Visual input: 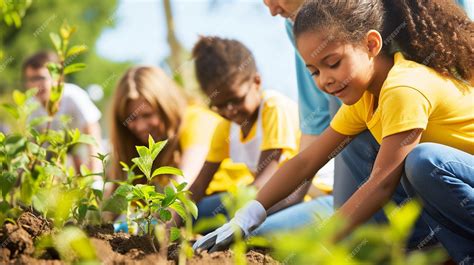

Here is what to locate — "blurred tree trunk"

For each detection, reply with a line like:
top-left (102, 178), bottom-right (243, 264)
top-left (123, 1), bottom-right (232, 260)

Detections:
top-left (163, 0), bottom-right (185, 71)
top-left (162, 0), bottom-right (203, 102)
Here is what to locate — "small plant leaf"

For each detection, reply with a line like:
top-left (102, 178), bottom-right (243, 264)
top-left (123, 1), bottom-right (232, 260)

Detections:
top-left (102, 195), bottom-right (127, 214)
top-left (177, 193), bottom-right (198, 219)
top-left (2, 103), bottom-right (19, 119)
top-left (76, 134), bottom-right (97, 146)
top-left (92, 189), bottom-right (103, 201)
top-left (149, 139), bottom-right (167, 161)
top-left (12, 90), bottom-right (26, 106)
top-left (169, 202), bottom-right (186, 221)
top-left (152, 166), bottom-right (183, 179)
top-left (0, 172), bottom-right (16, 199)
top-left (29, 116), bottom-right (51, 128)
top-left (170, 227), bottom-right (181, 242)
top-left (136, 145), bottom-right (149, 158)
top-left (0, 201), bottom-right (10, 213)
top-left (54, 227), bottom-right (97, 262)
top-left (49, 32), bottom-right (61, 51)
top-left (161, 187), bottom-right (176, 208)
top-left (119, 161), bottom-right (129, 172)
top-left (159, 209), bottom-right (172, 222)
top-left (64, 63), bottom-right (86, 75)
top-left (66, 44), bottom-right (87, 58)
top-left (114, 184), bottom-right (132, 197)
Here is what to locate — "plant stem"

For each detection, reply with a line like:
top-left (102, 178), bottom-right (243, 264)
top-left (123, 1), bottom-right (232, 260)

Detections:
top-left (150, 234), bottom-right (158, 253)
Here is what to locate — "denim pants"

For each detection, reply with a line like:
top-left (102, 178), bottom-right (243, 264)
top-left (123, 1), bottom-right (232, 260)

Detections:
top-left (195, 193), bottom-right (333, 236)
top-left (197, 132), bottom-right (474, 261)
top-left (403, 143), bottom-right (474, 262)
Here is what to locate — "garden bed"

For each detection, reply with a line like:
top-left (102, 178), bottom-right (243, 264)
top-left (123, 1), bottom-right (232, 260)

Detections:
top-left (0, 211), bottom-right (279, 265)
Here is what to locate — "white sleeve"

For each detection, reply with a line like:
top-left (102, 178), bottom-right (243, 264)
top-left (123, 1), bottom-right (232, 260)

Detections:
top-left (63, 83), bottom-right (101, 130)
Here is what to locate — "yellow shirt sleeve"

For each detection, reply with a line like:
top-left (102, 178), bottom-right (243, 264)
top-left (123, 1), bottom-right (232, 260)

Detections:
top-left (206, 119), bottom-right (231, 163)
top-left (260, 97), bottom-right (300, 152)
top-left (179, 106), bottom-right (222, 151)
top-left (330, 96), bottom-right (368, 136)
top-left (380, 86), bottom-right (431, 139)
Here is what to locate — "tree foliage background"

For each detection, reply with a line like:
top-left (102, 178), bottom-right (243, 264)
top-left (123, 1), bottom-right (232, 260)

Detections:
top-left (0, 0), bottom-right (130, 111)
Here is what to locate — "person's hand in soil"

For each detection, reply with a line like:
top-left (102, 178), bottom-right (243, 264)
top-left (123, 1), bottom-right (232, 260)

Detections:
top-left (192, 200), bottom-right (266, 253)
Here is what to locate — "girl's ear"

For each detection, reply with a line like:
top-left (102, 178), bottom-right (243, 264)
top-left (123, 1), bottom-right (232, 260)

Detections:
top-left (365, 30), bottom-right (383, 57)
top-left (254, 73), bottom-right (262, 89)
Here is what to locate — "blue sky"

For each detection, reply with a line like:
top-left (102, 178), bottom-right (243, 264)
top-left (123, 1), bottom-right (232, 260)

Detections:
top-left (96, 0), bottom-right (299, 100)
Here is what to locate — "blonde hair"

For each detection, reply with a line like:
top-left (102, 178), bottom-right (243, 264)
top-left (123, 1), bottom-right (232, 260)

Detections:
top-left (110, 66), bottom-right (187, 181)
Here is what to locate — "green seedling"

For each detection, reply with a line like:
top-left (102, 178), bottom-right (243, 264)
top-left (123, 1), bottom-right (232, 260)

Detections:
top-left (0, 21), bottom-right (90, 229)
top-left (270, 200), bottom-right (446, 265)
top-left (108, 135), bottom-right (198, 253)
top-left (35, 226), bottom-right (99, 264)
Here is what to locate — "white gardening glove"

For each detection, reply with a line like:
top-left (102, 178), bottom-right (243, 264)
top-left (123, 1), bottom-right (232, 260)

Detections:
top-left (192, 200), bottom-right (267, 253)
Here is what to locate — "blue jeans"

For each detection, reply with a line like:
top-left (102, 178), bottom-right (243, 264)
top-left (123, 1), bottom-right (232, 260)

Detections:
top-left (198, 131), bottom-right (433, 244)
top-left (253, 195), bottom-right (333, 236)
top-left (196, 193), bottom-right (228, 220)
top-left (334, 131), bottom-right (435, 249)
top-left (196, 193), bottom-right (334, 236)
top-left (403, 143), bottom-right (474, 262)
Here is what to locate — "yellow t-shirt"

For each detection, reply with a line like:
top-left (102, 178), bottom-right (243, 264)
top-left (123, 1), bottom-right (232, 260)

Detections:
top-left (205, 91), bottom-right (301, 194)
top-left (178, 105), bottom-right (252, 194)
top-left (331, 52), bottom-right (474, 154)
top-left (179, 105), bottom-right (222, 151)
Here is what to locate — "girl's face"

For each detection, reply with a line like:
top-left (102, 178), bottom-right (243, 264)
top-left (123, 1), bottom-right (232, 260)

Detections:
top-left (297, 32), bottom-right (377, 105)
top-left (207, 76), bottom-right (262, 125)
top-left (124, 97), bottom-right (165, 144)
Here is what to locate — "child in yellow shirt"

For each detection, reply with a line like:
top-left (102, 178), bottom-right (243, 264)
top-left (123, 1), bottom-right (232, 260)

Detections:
top-left (187, 37), bottom-right (311, 223)
top-left (109, 66), bottom-right (222, 188)
top-left (194, 0), bottom-right (473, 261)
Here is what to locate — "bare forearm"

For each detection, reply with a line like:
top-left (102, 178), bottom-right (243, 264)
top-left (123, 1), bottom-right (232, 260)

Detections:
top-left (333, 130), bottom-right (422, 241)
top-left (256, 153), bottom-right (323, 209)
top-left (333, 167), bottom-right (402, 241)
top-left (266, 180), bottom-right (311, 215)
top-left (300, 133), bottom-right (319, 151)
top-left (188, 162), bottom-right (220, 204)
top-left (256, 128), bottom-right (347, 210)
top-left (84, 122), bottom-right (103, 173)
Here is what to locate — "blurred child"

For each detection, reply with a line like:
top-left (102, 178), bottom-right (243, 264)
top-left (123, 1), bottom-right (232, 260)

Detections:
top-left (109, 66), bottom-right (223, 187)
top-left (23, 51), bottom-right (103, 173)
top-left (187, 36), bottom-right (312, 224)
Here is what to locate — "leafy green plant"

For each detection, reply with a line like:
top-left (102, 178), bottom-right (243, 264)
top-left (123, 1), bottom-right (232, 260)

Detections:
top-left (0, 0), bottom-right (31, 28)
top-left (0, 0), bottom-right (32, 60)
top-left (0, 20), bottom-right (106, 264)
top-left (107, 135), bottom-right (198, 252)
top-left (270, 200), bottom-right (447, 265)
top-left (35, 226), bottom-right (99, 264)
top-left (0, 21), bottom-right (91, 226)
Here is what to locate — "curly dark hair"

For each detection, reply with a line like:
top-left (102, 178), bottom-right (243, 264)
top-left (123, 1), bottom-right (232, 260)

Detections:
top-left (192, 36), bottom-right (257, 92)
top-left (294, 0), bottom-right (474, 82)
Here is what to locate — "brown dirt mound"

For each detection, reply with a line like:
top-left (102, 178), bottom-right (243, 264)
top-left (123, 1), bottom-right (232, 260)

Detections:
top-left (1, 213), bottom-right (280, 264)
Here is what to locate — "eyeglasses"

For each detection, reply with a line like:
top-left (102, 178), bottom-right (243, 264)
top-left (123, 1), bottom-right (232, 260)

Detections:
top-left (209, 83), bottom-right (253, 113)
top-left (25, 75), bottom-right (49, 84)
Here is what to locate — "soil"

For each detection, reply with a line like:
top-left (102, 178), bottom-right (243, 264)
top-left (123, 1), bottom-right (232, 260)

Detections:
top-left (0, 212), bottom-right (280, 264)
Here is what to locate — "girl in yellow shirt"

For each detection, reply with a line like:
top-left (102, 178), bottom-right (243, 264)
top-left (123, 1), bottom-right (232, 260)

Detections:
top-left (194, 0), bottom-right (473, 261)
top-left (109, 66), bottom-right (222, 188)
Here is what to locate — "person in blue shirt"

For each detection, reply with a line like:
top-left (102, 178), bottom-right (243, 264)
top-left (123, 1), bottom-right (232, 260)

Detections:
top-left (200, 0), bottom-right (444, 248)
top-left (194, 0), bottom-right (472, 248)
top-left (256, 0), bottom-right (473, 230)
top-left (457, 0), bottom-right (473, 19)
